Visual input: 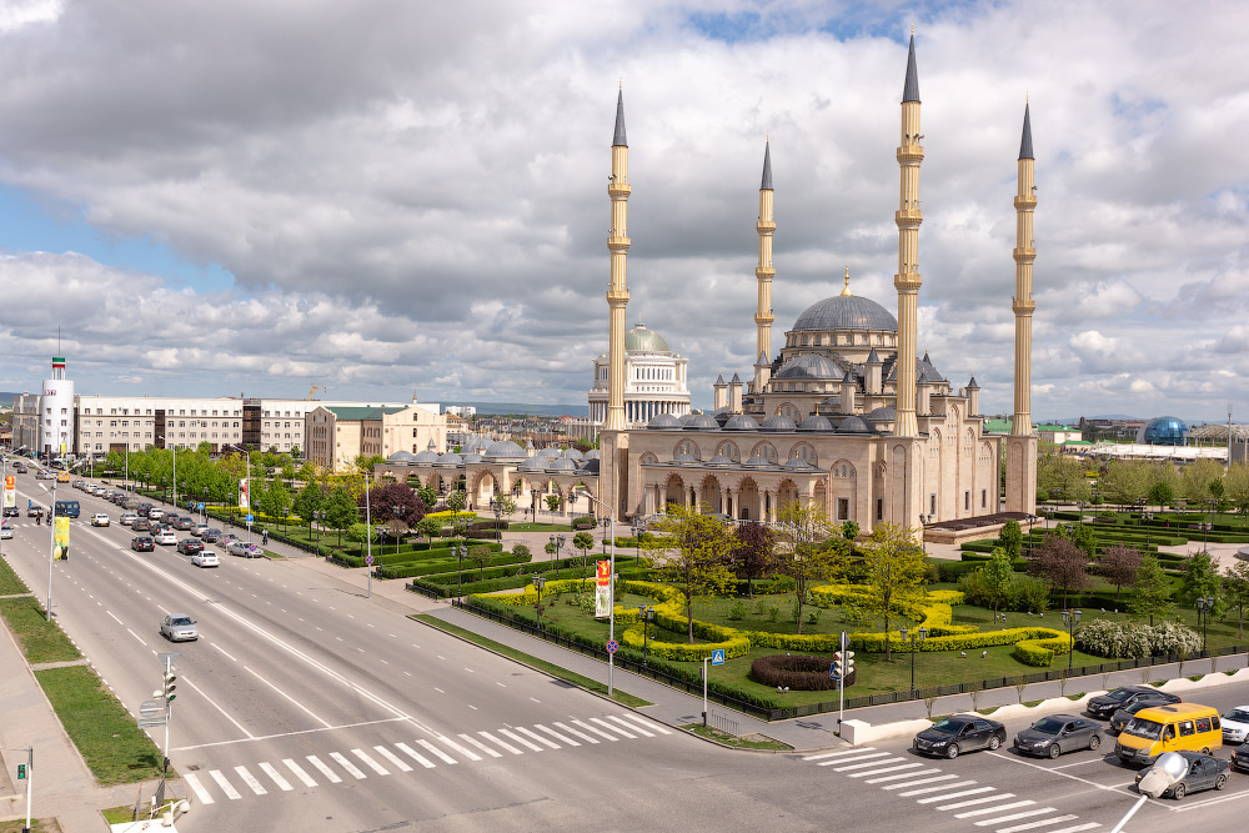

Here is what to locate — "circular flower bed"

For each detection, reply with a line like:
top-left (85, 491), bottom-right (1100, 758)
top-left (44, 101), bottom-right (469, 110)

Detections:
top-left (749, 654), bottom-right (856, 690)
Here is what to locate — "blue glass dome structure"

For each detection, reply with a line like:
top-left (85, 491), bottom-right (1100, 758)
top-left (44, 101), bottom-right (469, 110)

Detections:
top-left (1138, 416), bottom-right (1187, 446)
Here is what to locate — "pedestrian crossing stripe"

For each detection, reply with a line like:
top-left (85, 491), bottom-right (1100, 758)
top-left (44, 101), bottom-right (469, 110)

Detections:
top-left (180, 713), bottom-right (666, 805)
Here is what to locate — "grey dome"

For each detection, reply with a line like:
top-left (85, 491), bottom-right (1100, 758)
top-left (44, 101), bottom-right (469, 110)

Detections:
top-left (434, 452), bottom-right (463, 465)
top-left (484, 440), bottom-right (526, 459)
top-left (760, 415), bottom-right (797, 431)
top-left (563, 448), bottom-right (585, 461)
top-left (625, 323), bottom-right (670, 353)
top-left (775, 354), bottom-right (842, 380)
top-left (647, 413), bottom-right (681, 429)
top-left (583, 449), bottom-right (600, 460)
top-left (837, 416), bottom-right (872, 433)
top-left (518, 456), bottom-right (545, 472)
top-left (677, 413), bottom-right (696, 426)
top-left (866, 406), bottom-right (897, 422)
top-left (742, 454), bottom-right (773, 468)
top-left (722, 414), bottom-right (759, 431)
top-left (534, 446), bottom-right (561, 459)
top-left (387, 451), bottom-right (418, 463)
top-left (706, 454), bottom-right (735, 466)
top-left (792, 294), bottom-right (897, 333)
top-left (546, 457), bottom-right (576, 473)
top-left (413, 448), bottom-right (440, 464)
top-left (797, 415), bottom-right (835, 432)
top-left (672, 452), bottom-right (701, 465)
top-left (683, 414), bottom-right (720, 430)
top-left (460, 452), bottom-right (484, 464)
top-left (784, 457), bottom-right (818, 471)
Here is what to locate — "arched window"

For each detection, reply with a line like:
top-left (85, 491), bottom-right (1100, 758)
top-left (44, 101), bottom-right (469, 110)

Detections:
top-left (789, 442), bottom-right (817, 466)
top-left (750, 442), bottom-right (779, 463)
top-left (715, 441), bottom-right (741, 462)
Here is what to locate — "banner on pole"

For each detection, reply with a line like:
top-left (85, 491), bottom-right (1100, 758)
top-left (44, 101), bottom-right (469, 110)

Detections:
top-left (2, 474), bottom-right (14, 509)
top-left (54, 516), bottom-right (71, 560)
top-left (238, 478), bottom-right (250, 510)
top-left (594, 559), bottom-right (611, 619)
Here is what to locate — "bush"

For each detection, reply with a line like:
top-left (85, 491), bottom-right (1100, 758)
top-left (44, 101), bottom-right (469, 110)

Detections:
top-left (570, 515), bottom-right (598, 530)
top-left (749, 655), bottom-right (846, 690)
top-left (1147, 621), bottom-right (1202, 657)
top-left (512, 543), bottom-right (531, 560)
top-left (1075, 619), bottom-right (1202, 659)
top-left (1008, 576), bottom-right (1052, 613)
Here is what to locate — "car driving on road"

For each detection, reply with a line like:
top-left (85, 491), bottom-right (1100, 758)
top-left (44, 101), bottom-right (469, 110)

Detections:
top-left (1086, 686), bottom-right (1169, 720)
top-left (1135, 751), bottom-right (1229, 799)
top-left (227, 540), bottom-right (263, 558)
top-left (191, 522), bottom-right (209, 537)
top-left (130, 536), bottom-right (155, 552)
top-left (153, 530), bottom-right (178, 546)
top-left (1013, 714), bottom-right (1102, 758)
top-left (160, 614), bottom-right (198, 642)
top-left (176, 538), bottom-right (204, 555)
top-left (200, 528), bottom-right (222, 543)
top-left (91, 512), bottom-right (111, 527)
top-left (913, 715), bottom-right (1006, 759)
top-left (190, 550), bottom-right (219, 568)
top-left (1221, 706), bottom-right (1249, 744)
top-left (1109, 692), bottom-right (1183, 735)
top-left (0, 523), bottom-right (12, 540)
top-left (119, 512), bottom-right (138, 526)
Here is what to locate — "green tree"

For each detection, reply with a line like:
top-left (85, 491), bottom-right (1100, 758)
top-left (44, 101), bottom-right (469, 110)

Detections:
top-left (544, 494), bottom-right (561, 513)
top-left (445, 489), bottom-right (468, 533)
top-left (416, 484), bottom-right (438, 509)
top-left (1100, 460), bottom-right (1151, 507)
top-left (859, 522), bottom-right (929, 661)
top-left (1128, 554), bottom-right (1173, 625)
top-left (1146, 480), bottom-right (1175, 510)
top-left (293, 482), bottom-right (325, 540)
top-left (1181, 459), bottom-right (1224, 508)
top-left (642, 504), bottom-right (738, 642)
top-left (323, 487), bottom-right (359, 546)
top-left (354, 454), bottom-right (385, 477)
top-left (1225, 464), bottom-right (1249, 515)
top-left (1178, 551), bottom-right (1221, 608)
top-left (1037, 453), bottom-right (1091, 503)
top-left (999, 519), bottom-right (1024, 559)
top-left (1222, 559), bottom-right (1249, 638)
top-left (977, 547), bottom-right (1017, 615)
top-left (416, 516), bottom-right (442, 544)
top-left (773, 504), bottom-right (847, 633)
top-left (841, 520), bottom-right (860, 541)
top-left (733, 522), bottom-right (775, 597)
top-left (572, 531), bottom-right (595, 576)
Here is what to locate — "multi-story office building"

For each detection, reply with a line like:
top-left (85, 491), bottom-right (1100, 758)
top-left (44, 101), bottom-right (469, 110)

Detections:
top-left (304, 403), bottom-right (446, 472)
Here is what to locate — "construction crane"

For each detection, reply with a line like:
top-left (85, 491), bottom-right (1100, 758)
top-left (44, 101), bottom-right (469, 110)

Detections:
top-left (306, 384), bottom-right (322, 400)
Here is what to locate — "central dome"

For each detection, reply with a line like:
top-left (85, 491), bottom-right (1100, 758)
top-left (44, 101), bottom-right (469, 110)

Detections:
top-left (792, 294), bottom-right (897, 333)
top-left (625, 323), bottom-right (671, 353)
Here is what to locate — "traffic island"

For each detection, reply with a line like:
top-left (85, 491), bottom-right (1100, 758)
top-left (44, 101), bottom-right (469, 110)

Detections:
top-left (681, 724), bottom-right (792, 751)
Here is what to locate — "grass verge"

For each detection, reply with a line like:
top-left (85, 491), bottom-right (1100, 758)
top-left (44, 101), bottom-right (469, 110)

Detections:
top-left (682, 723), bottom-right (792, 750)
top-left (262, 549), bottom-right (285, 560)
top-left (35, 665), bottom-right (166, 785)
top-left (0, 818), bottom-right (60, 833)
top-left (0, 556), bottom-right (31, 595)
top-left (0, 597), bottom-right (82, 663)
top-left (101, 805), bottom-right (137, 824)
top-left (413, 613), bottom-right (651, 708)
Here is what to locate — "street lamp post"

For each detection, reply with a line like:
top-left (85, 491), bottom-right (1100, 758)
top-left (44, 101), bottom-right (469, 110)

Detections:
top-left (638, 605), bottom-right (654, 667)
top-left (600, 516), bottom-right (610, 559)
top-left (363, 473), bottom-right (373, 599)
top-left (491, 498), bottom-right (502, 543)
top-left (1061, 608), bottom-right (1082, 672)
top-left (534, 574), bottom-right (546, 632)
top-left (899, 625), bottom-right (928, 697)
top-left (631, 519), bottom-right (643, 567)
top-left (45, 480), bottom-right (56, 621)
top-left (1196, 596), bottom-right (1215, 655)
top-left (575, 488), bottom-right (617, 697)
top-left (456, 542), bottom-right (465, 598)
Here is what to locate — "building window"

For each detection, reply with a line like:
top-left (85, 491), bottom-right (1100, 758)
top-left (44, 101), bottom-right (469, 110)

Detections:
top-left (837, 498), bottom-right (850, 520)
top-left (930, 494), bottom-right (936, 515)
top-left (964, 491), bottom-right (970, 511)
top-left (981, 489), bottom-right (987, 508)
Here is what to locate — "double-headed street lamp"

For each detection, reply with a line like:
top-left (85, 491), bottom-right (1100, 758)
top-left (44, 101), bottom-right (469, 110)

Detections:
top-left (1061, 608), bottom-right (1082, 672)
top-left (638, 605), bottom-right (655, 667)
top-left (573, 487), bottom-right (618, 697)
top-left (898, 625), bottom-right (928, 696)
top-left (1196, 596), bottom-right (1216, 655)
top-left (631, 518), bottom-right (644, 567)
top-left (533, 574), bottom-right (547, 632)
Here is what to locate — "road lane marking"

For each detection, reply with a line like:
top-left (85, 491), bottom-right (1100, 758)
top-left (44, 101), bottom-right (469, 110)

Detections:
top-left (572, 719), bottom-right (618, 741)
top-left (395, 742), bottom-right (436, 768)
top-left (433, 687), bottom-right (445, 694)
top-left (984, 751), bottom-right (1122, 793)
top-left (208, 769), bottom-right (242, 800)
top-left (352, 749), bottom-right (389, 774)
top-left (416, 738), bottom-right (458, 765)
top-left (554, 721), bottom-right (600, 745)
top-left (373, 745), bottom-right (413, 773)
top-left (918, 786), bottom-right (997, 804)
top-left (329, 752), bottom-right (367, 780)
top-left (183, 772), bottom-right (214, 805)
top-left (106, 610), bottom-right (124, 625)
top-left (498, 728), bottom-right (543, 752)
top-left (937, 793), bottom-right (1017, 811)
top-left (972, 807), bottom-right (1054, 826)
top-left (282, 758), bottom-right (317, 788)
top-left (209, 641), bottom-right (239, 663)
top-left (955, 800), bottom-right (1036, 818)
top-left (608, 715), bottom-right (653, 737)
top-left (998, 815), bottom-right (1080, 833)
top-left (233, 765), bottom-right (268, 795)
top-left (243, 665), bottom-right (333, 728)
top-left (459, 733), bottom-right (503, 758)
top-left (305, 755), bottom-right (342, 783)
top-left (848, 762), bottom-right (925, 778)
top-left (590, 717), bottom-right (635, 739)
top-left (182, 674), bottom-right (255, 739)
top-left (897, 779), bottom-right (976, 796)
top-left (1038, 824), bottom-right (1101, 833)
top-left (437, 735), bottom-right (481, 761)
top-left (478, 731), bottom-right (523, 755)
top-left (534, 724), bottom-right (579, 746)
top-left (172, 716), bottom-right (408, 752)
top-left (258, 761), bottom-right (293, 791)
top-left (515, 726), bottom-right (561, 749)
top-left (126, 628), bottom-right (148, 647)
top-left (805, 747), bottom-right (878, 762)
top-left (865, 768), bottom-right (941, 784)
top-left (619, 713), bottom-right (672, 735)
top-left (826, 753), bottom-right (897, 771)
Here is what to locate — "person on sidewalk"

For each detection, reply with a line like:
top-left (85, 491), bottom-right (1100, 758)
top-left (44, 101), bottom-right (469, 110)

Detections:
top-left (262, 529), bottom-right (269, 546)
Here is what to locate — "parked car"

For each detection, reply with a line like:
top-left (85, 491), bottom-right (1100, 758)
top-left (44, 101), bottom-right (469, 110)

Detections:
top-left (90, 513), bottom-right (111, 527)
top-left (159, 614), bottom-right (198, 642)
top-left (0, 523), bottom-right (12, 540)
top-left (130, 536), bottom-right (155, 552)
top-left (176, 538), bottom-right (204, 555)
top-left (913, 715), bottom-right (1006, 759)
top-left (1110, 693), bottom-right (1184, 735)
top-left (1013, 714), bottom-right (1102, 758)
top-left (219, 533), bottom-right (240, 548)
top-left (191, 522), bottom-right (209, 537)
top-left (200, 528), bottom-right (223, 543)
top-left (1221, 706), bottom-right (1249, 744)
top-left (153, 530), bottom-right (178, 546)
top-left (136, 504), bottom-right (153, 518)
top-left (1233, 743), bottom-right (1249, 773)
top-left (1087, 686), bottom-right (1172, 720)
top-left (228, 540), bottom-right (263, 559)
top-left (119, 512), bottom-right (138, 526)
top-left (131, 517), bottom-right (152, 532)
top-left (1134, 751), bottom-right (1229, 799)
top-left (2, 505), bottom-right (18, 518)
top-left (190, 550), bottom-right (219, 568)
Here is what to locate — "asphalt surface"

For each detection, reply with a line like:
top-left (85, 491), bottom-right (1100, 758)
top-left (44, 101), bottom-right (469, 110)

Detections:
top-left (4, 466), bottom-right (1249, 833)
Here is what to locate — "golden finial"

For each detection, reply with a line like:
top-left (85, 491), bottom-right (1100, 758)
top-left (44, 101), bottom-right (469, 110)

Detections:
top-left (840, 266), bottom-right (852, 296)
top-left (910, 22), bottom-right (916, 36)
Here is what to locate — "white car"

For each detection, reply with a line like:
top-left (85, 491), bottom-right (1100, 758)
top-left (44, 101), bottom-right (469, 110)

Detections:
top-left (0, 523), bottom-right (12, 540)
top-left (153, 530), bottom-right (178, 546)
top-left (148, 508), bottom-right (165, 520)
top-left (190, 550), bottom-right (220, 568)
top-left (1222, 706), bottom-right (1249, 744)
top-left (119, 512), bottom-right (138, 526)
top-left (91, 513), bottom-right (111, 527)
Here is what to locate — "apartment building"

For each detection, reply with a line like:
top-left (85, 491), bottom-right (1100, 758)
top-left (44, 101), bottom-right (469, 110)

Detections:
top-left (305, 404), bottom-right (446, 472)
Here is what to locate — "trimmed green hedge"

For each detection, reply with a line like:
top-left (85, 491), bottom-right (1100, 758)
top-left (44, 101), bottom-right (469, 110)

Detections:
top-left (375, 551), bottom-right (524, 580)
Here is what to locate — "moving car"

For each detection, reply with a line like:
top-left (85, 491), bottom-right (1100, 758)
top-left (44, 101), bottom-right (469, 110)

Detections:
top-left (159, 614), bottom-right (198, 642)
top-left (1221, 705), bottom-right (1249, 744)
top-left (130, 536), bottom-right (155, 552)
top-left (131, 518), bottom-right (152, 532)
top-left (1087, 685), bottom-right (1172, 720)
top-left (171, 516), bottom-right (194, 531)
top-left (119, 512), bottom-right (138, 526)
top-left (136, 504), bottom-right (153, 518)
top-left (2, 506), bottom-right (17, 518)
top-left (35, 470), bottom-right (54, 480)
top-left (200, 528), bottom-right (223, 543)
top-left (27, 504), bottom-right (43, 518)
top-left (228, 540), bottom-right (263, 559)
top-left (1134, 751), bottom-right (1229, 799)
top-left (913, 715), bottom-right (1006, 759)
top-left (153, 530), bottom-right (178, 546)
top-left (91, 513), bottom-right (111, 527)
top-left (1013, 714), bottom-right (1102, 758)
top-left (1233, 744), bottom-right (1249, 773)
top-left (56, 471), bottom-right (70, 483)
top-left (190, 550), bottom-right (219, 568)
top-left (0, 523), bottom-right (12, 540)
top-left (191, 522), bottom-right (209, 537)
top-left (1116, 703), bottom-right (1223, 766)
top-left (148, 508), bottom-right (164, 520)
top-left (1109, 692), bottom-right (1183, 735)
top-left (53, 500), bottom-right (80, 518)
top-left (176, 538), bottom-right (204, 555)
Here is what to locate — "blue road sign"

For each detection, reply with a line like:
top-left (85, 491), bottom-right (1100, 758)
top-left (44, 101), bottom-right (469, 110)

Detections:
top-left (245, 514), bottom-right (254, 523)
top-left (196, 502), bottom-right (205, 511)
top-left (829, 662), bottom-right (840, 680)
top-left (710, 648), bottom-right (726, 666)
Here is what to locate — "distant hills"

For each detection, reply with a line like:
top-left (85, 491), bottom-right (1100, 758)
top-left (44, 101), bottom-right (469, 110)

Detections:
top-left (0, 392), bottom-right (18, 408)
top-left (451, 400), bottom-right (587, 418)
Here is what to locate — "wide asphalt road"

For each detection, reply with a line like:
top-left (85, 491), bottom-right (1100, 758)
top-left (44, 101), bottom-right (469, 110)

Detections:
top-left (5, 466), bottom-right (1249, 833)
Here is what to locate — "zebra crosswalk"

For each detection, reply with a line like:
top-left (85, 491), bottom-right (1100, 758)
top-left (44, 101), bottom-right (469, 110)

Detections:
top-left (800, 747), bottom-right (1101, 833)
top-left (182, 712), bottom-right (670, 806)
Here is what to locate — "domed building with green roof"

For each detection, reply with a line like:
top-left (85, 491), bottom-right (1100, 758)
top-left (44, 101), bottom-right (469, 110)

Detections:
top-left (585, 322), bottom-right (690, 429)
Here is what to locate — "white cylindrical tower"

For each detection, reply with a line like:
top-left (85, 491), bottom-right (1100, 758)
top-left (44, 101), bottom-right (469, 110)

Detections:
top-left (604, 90), bottom-right (631, 432)
top-left (41, 356), bottom-right (75, 458)
top-left (892, 33), bottom-right (924, 438)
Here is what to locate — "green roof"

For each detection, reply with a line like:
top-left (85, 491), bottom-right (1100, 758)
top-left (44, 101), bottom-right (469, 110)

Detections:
top-left (984, 418), bottom-right (1012, 434)
top-left (1061, 440), bottom-right (1093, 446)
top-left (326, 406), bottom-right (404, 421)
top-left (1035, 423), bottom-right (1072, 432)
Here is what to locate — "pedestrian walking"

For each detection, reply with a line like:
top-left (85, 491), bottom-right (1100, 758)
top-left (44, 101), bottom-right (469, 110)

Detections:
top-left (262, 529), bottom-right (269, 546)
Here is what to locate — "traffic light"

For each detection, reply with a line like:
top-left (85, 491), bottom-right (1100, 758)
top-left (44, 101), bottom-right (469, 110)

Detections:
top-left (843, 649), bottom-right (856, 678)
top-left (163, 670), bottom-right (177, 704)
top-left (831, 651), bottom-right (844, 679)
top-left (16, 763), bottom-right (25, 780)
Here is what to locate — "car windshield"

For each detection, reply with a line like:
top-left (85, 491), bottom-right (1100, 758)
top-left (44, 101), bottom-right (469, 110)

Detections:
top-left (1032, 717), bottom-right (1066, 734)
top-left (929, 719), bottom-right (964, 735)
top-left (1225, 709), bottom-right (1249, 723)
top-left (1124, 718), bottom-right (1164, 740)
top-left (170, 617), bottom-right (194, 627)
top-left (1106, 688), bottom-right (1133, 702)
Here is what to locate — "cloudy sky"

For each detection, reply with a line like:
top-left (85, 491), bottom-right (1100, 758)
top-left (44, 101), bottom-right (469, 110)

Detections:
top-left (0, 0), bottom-right (1244, 421)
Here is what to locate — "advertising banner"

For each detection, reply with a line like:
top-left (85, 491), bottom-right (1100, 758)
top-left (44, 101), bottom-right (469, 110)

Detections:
top-left (238, 478), bottom-right (250, 510)
top-left (2, 474), bottom-right (14, 509)
top-left (54, 516), bottom-right (70, 560)
top-left (594, 559), bottom-right (611, 619)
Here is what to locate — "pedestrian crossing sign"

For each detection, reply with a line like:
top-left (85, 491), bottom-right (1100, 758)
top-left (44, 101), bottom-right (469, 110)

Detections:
top-left (710, 648), bottom-right (726, 666)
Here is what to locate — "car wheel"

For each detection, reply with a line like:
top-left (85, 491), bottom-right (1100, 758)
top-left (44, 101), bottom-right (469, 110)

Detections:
top-left (1089, 735), bottom-right (1101, 751)
top-left (988, 736), bottom-right (1001, 751)
top-left (1172, 783), bottom-right (1186, 800)
top-left (1048, 743), bottom-right (1061, 759)
top-left (1215, 774), bottom-right (1228, 791)
top-left (946, 744), bottom-right (960, 760)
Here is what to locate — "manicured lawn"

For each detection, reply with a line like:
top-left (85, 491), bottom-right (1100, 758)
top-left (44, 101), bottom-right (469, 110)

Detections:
top-left (508, 522), bottom-right (573, 532)
top-left (0, 556), bottom-right (30, 596)
top-left (0, 596), bottom-right (82, 663)
top-left (34, 665), bottom-right (166, 785)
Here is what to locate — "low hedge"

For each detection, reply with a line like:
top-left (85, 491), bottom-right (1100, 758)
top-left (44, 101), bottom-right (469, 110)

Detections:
top-left (749, 654), bottom-right (848, 690)
top-left (375, 551), bottom-right (525, 580)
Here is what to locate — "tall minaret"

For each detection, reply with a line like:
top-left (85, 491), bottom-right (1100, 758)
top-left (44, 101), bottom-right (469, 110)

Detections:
top-left (892, 32), bottom-right (923, 438)
top-left (1006, 101), bottom-right (1038, 513)
top-left (603, 89), bottom-right (632, 432)
top-left (753, 140), bottom-right (776, 394)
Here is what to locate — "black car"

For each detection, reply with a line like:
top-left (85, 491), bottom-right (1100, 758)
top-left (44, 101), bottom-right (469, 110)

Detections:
top-left (2, 506), bottom-right (17, 518)
top-left (130, 536), bottom-right (155, 552)
top-left (913, 715), bottom-right (1006, 759)
top-left (131, 517), bottom-right (152, 532)
top-left (200, 528), bottom-right (223, 543)
top-left (1135, 751), bottom-right (1229, 799)
top-left (1233, 745), bottom-right (1249, 774)
top-left (1109, 693), bottom-right (1183, 735)
top-left (1086, 686), bottom-right (1169, 720)
top-left (136, 504), bottom-right (153, 518)
top-left (176, 538), bottom-right (204, 555)
top-left (1013, 714), bottom-right (1102, 758)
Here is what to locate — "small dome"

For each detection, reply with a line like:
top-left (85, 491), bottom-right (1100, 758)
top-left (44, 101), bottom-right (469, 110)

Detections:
top-left (775, 354), bottom-right (842, 380)
top-left (546, 457), bottom-right (576, 473)
top-left (683, 414), bottom-right (719, 430)
top-left (677, 413), bottom-right (696, 426)
top-left (672, 452), bottom-right (701, 465)
top-left (797, 415), bottom-right (835, 432)
top-left (647, 413), bottom-right (681, 429)
top-left (484, 440), bottom-right (526, 459)
top-left (791, 294), bottom-right (897, 333)
top-left (461, 452), bottom-right (484, 464)
top-left (866, 406), bottom-right (897, 422)
top-left (625, 323), bottom-right (671, 353)
top-left (706, 454), bottom-right (735, 466)
top-left (413, 448), bottom-right (439, 464)
top-left (583, 449), bottom-right (600, 460)
top-left (518, 457), bottom-right (545, 472)
top-left (837, 416), bottom-right (872, 433)
top-left (784, 457), bottom-right (817, 471)
top-left (387, 451), bottom-right (418, 463)
top-left (760, 415), bottom-right (797, 431)
top-left (743, 454), bottom-right (773, 468)
top-left (434, 452), bottom-right (463, 465)
top-left (563, 448), bottom-right (585, 461)
top-left (722, 414), bottom-right (759, 431)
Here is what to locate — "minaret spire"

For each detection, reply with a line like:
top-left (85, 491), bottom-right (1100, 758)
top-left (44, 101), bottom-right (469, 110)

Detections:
top-left (603, 89), bottom-right (632, 432)
top-left (1006, 99), bottom-right (1038, 514)
top-left (892, 30), bottom-right (924, 438)
top-left (752, 138), bottom-right (776, 395)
